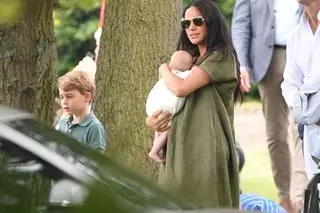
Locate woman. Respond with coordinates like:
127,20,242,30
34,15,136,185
146,0,242,208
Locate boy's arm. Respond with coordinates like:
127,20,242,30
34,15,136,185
86,123,107,151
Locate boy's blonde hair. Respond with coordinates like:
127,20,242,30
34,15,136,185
57,71,96,96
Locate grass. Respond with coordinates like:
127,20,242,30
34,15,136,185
236,99,261,112
240,149,278,202
238,100,278,202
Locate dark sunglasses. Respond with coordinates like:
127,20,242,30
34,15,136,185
180,16,205,30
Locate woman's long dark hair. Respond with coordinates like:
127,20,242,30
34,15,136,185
177,0,243,102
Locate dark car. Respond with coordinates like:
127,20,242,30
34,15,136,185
0,106,243,213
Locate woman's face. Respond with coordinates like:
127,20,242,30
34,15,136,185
183,6,208,46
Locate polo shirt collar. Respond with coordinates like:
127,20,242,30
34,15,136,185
67,112,94,127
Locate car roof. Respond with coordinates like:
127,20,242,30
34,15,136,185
0,105,33,121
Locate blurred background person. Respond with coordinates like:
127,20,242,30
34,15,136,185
231,0,307,212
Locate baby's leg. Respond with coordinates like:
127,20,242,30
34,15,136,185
148,131,168,163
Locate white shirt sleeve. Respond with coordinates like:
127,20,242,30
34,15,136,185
281,35,304,108
282,31,320,125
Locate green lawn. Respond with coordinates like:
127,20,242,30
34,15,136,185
240,149,278,202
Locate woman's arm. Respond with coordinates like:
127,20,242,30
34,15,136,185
159,63,211,97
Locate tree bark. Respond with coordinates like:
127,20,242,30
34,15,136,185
95,0,182,180
0,0,57,122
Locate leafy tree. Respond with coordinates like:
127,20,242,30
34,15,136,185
0,0,23,23
54,2,100,76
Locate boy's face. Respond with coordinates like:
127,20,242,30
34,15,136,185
58,89,91,114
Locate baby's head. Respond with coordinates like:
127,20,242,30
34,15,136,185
169,50,193,71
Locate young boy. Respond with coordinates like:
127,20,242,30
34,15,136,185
57,70,106,152
146,50,193,162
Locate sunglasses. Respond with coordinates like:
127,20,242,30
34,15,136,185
180,16,205,30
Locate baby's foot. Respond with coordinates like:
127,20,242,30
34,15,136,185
148,152,165,163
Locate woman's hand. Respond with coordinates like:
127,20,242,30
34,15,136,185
146,110,172,132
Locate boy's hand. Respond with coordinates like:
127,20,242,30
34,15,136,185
146,110,172,132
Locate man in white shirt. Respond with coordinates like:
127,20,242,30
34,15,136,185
281,0,320,181
232,1,307,211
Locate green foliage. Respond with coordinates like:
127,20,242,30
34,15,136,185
54,3,99,76
183,0,190,7
59,0,101,10
246,85,260,101
183,0,235,26
0,0,22,23
216,0,235,27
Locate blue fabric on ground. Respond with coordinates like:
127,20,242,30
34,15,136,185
240,193,287,213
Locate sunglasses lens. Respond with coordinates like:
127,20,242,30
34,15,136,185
180,20,190,30
193,17,204,26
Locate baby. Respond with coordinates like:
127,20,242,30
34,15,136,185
146,50,193,162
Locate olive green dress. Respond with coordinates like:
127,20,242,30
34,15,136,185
159,51,239,208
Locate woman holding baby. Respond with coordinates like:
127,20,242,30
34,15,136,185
146,0,242,208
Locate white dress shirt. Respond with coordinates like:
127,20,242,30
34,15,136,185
274,0,301,45
281,11,320,180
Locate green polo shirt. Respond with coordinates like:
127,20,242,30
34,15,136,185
58,112,106,151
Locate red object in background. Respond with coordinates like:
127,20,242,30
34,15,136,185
99,0,106,27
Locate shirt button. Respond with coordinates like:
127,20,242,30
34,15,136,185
269,45,273,48
271,25,275,29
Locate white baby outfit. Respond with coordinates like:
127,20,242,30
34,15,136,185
146,70,191,117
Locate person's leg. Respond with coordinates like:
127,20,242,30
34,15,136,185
289,115,308,212
149,131,168,163
258,47,292,210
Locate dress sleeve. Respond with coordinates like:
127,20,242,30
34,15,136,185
197,52,237,84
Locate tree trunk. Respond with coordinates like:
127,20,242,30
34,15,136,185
95,0,182,180
0,0,57,122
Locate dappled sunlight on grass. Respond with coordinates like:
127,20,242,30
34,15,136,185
240,150,278,202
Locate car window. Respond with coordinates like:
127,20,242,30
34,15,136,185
7,119,98,177
0,136,87,213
